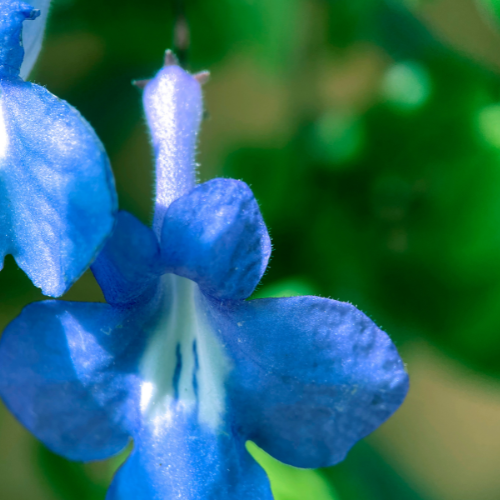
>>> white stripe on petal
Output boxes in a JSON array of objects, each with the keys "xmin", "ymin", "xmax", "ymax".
[
  {"xmin": 140, "ymin": 381, "xmax": 154, "ymax": 413},
  {"xmin": 140, "ymin": 275, "xmax": 230, "ymax": 431}
]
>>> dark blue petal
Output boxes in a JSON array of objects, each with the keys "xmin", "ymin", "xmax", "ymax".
[
  {"xmin": 161, "ymin": 179, "xmax": 271, "ymax": 300},
  {"xmin": 91, "ymin": 211, "xmax": 163, "ymax": 306},
  {"xmin": 0, "ymin": 300, "xmax": 143, "ymax": 461},
  {"xmin": 143, "ymin": 64, "xmax": 203, "ymax": 234},
  {"xmin": 0, "ymin": 78, "xmax": 117, "ymax": 297},
  {"xmin": 107, "ymin": 409, "xmax": 273, "ymax": 500},
  {"xmin": 205, "ymin": 295, "xmax": 409, "ymax": 469}
]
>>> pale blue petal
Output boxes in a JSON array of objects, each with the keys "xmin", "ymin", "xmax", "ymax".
[{"xmin": 161, "ymin": 179, "xmax": 271, "ymax": 300}]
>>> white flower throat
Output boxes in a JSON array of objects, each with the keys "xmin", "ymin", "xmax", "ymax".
[{"xmin": 140, "ymin": 275, "xmax": 229, "ymax": 432}]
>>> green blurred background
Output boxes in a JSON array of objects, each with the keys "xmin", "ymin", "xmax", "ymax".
[{"xmin": 4, "ymin": 0, "xmax": 500, "ymax": 498}]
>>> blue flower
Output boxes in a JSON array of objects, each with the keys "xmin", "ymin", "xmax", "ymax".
[
  {"xmin": 0, "ymin": 55, "xmax": 409, "ymax": 499},
  {"xmin": 0, "ymin": 1, "xmax": 117, "ymax": 297}
]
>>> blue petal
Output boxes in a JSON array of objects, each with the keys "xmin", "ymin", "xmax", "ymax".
[
  {"xmin": 0, "ymin": 300, "xmax": 142, "ymax": 461},
  {"xmin": 143, "ymin": 63, "xmax": 203, "ymax": 234},
  {"xmin": 0, "ymin": 78, "xmax": 117, "ymax": 297},
  {"xmin": 107, "ymin": 409, "xmax": 273, "ymax": 500},
  {"xmin": 91, "ymin": 211, "xmax": 163, "ymax": 306},
  {"xmin": 161, "ymin": 179, "xmax": 271, "ymax": 300},
  {"xmin": 205, "ymin": 295, "xmax": 409, "ymax": 468},
  {"xmin": 20, "ymin": 0, "xmax": 51, "ymax": 79}
]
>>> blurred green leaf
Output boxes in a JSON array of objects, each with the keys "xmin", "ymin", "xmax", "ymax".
[
  {"xmin": 478, "ymin": 0, "xmax": 500, "ymax": 24},
  {"xmin": 248, "ymin": 442, "xmax": 339, "ymax": 500},
  {"xmin": 310, "ymin": 111, "xmax": 366, "ymax": 167},
  {"xmin": 37, "ymin": 444, "xmax": 107, "ymax": 500},
  {"xmin": 325, "ymin": 441, "xmax": 431, "ymax": 500},
  {"xmin": 189, "ymin": 0, "xmax": 302, "ymax": 71},
  {"xmin": 253, "ymin": 277, "xmax": 318, "ymax": 299},
  {"xmin": 37, "ymin": 442, "xmax": 130, "ymax": 500},
  {"xmin": 225, "ymin": 49, "xmax": 500, "ymax": 377},
  {"xmin": 381, "ymin": 61, "xmax": 432, "ymax": 111}
]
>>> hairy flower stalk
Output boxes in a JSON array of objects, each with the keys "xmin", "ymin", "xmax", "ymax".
[
  {"xmin": 142, "ymin": 50, "xmax": 203, "ymax": 236},
  {"xmin": 0, "ymin": 14, "xmax": 409, "ymax": 500}
]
